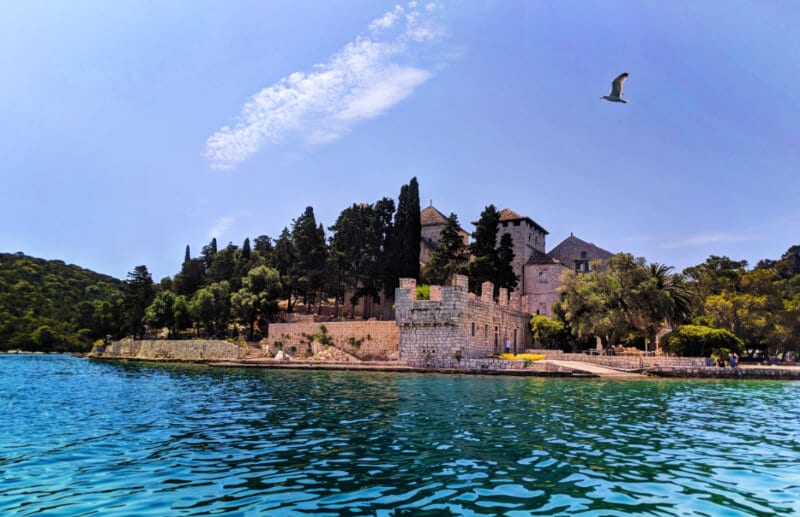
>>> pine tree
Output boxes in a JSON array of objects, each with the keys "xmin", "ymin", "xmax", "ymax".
[
  {"xmin": 253, "ymin": 235, "xmax": 274, "ymax": 266},
  {"xmin": 274, "ymin": 227, "xmax": 300, "ymax": 312},
  {"xmin": 374, "ymin": 197, "xmax": 397, "ymax": 297},
  {"xmin": 123, "ymin": 265, "xmax": 155, "ymax": 339},
  {"xmin": 423, "ymin": 213, "xmax": 468, "ymax": 285},
  {"xmin": 328, "ymin": 203, "xmax": 384, "ymax": 318},
  {"xmin": 291, "ymin": 207, "xmax": 327, "ymax": 312}
]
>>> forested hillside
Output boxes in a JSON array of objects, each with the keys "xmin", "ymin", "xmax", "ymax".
[{"xmin": 0, "ymin": 253, "xmax": 123, "ymax": 352}]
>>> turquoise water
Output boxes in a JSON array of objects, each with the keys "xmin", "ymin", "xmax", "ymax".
[{"xmin": 1, "ymin": 355, "xmax": 799, "ymax": 516}]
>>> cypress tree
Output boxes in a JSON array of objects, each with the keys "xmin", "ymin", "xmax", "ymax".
[
  {"xmin": 496, "ymin": 232, "xmax": 519, "ymax": 292},
  {"xmin": 469, "ymin": 205, "xmax": 500, "ymax": 296},
  {"xmin": 201, "ymin": 238, "xmax": 218, "ymax": 272},
  {"xmin": 184, "ymin": 245, "xmax": 191, "ymax": 264},
  {"xmin": 241, "ymin": 237, "xmax": 251, "ymax": 262},
  {"xmin": 394, "ymin": 177, "xmax": 421, "ymax": 281}
]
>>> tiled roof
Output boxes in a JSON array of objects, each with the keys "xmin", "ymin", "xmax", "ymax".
[
  {"xmin": 420, "ymin": 205, "xmax": 449, "ymax": 226},
  {"xmin": 472, "ymin": 208, "xmax": 548, "ymax": 235},
  {"xmin": 498, "ymin": 208, "xmax": 524, "ymax": 221},
  {"xmin": 526, "ymin": 248, "xmax": 561, "ymax": 265},
  {"xmin": 547, "ymin": 234, "xmax": 614, "ymax": 266}
]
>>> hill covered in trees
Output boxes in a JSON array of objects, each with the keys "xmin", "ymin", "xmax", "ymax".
[{"xmin": 0, "ymin": 253, "xmax": 123, "ymax": 352}]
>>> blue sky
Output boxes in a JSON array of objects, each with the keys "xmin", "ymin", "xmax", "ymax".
[{"xmin": 2, "ymin": 1, "xmax": 798, "ymax": 281}]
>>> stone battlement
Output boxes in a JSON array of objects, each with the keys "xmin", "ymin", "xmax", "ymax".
[{"xmin": 396, "ymin": 275, "xmax": 532, "ymax": 367}]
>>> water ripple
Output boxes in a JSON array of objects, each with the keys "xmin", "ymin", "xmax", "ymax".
[{"xmin": 2, "ymin": 355, "xmax": 799, "ymax": 515}]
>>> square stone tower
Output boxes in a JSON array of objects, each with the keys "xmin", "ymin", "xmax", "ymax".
[{"xmin": 495, "ymin": 208, "xmax": 548, "ymax": 296}]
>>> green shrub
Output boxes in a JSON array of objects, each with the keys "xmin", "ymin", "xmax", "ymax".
[
  {"xmin": 661, "ymin": 325, "xmax": 744, "ymax": 357},
  {"xmin": 312, "ymin": 324, "xmax": 332, "ymax": 346},
  {"xmin": 416, "ymin": 285, "xmax": 430, "ymax": 300}
]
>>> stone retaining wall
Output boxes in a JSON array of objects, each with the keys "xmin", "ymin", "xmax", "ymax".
[
  {"xmin": 528, "ymin": 350, "xmax": 710, "ymax": 368},
  {"xmin": 648, "ymin": 366, "xmax": 800, "ymax": 379},
  {"xmin": 94, "ymin": 339, "xmax": 241, "ymax": 361},
  {"xmin": 411, "ymin": 356, "xmax": 573, "ymax": 373},
  {"xmin": 263, "ymin": 321, "xmax": 399, "ymax": 361}
]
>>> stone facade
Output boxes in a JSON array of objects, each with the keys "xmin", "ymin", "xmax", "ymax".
[
  {"xmin": 522, "ymin": 261, "xmax": 566, "ymax": 316},
  {"xmin": 496, "ymin": 209, "xmax": 548, "ymax": 294},
  {"xmin": 263, "ymin": 321, "xmax": 399, "ymax": 361},
  {"xmin": 547, "ymin": 233, "xmax": 614, "ymax": 273},
  {"xmin": 396, "ymin": 275, "xmax": 532, "ymax": 367},
  {"xmin": 420, "ymin": 203, "xmax": 470, "ymax": 264},
  {"xmin": 94, "ymin": 339, "xmax": 241, "ymax": 361}
]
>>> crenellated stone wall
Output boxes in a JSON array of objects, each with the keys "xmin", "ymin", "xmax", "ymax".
[
  {"xmin": 262, "ymin": 321, "xmax": 399, "ymax": 361},
  {"xmin": 94, "ymin": 339, "xmax": 242, "ymax": 361},
  {"xmin": 396, "ymin": 275, "xmax": 532, "ymax": 367}
]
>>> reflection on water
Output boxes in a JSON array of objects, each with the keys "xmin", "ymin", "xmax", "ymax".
[{"xmin": 1, "ymin": 354, "xmax": 799, "ymax": 515}]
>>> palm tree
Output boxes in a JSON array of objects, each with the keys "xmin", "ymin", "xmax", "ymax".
[
  {"xmin": 648, "ymin": 263, "xmax": 695, "ymax": 351},
  {"xmin": 649, "ymin": 263, "xmax": 694, "ymax": 325}
]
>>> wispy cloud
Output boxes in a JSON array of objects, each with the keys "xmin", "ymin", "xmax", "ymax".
[
  {"xmin": 205, "ymin": 2, "xmax": 445, "ymax": 170},
  {"xmin": 657, "ymin": 232, "xmax": 759, "ymax": 249},
  {"xmin": 208, "ymin": 216, "xmax": 235, "ymax": 239}
]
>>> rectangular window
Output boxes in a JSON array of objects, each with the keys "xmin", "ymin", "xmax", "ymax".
[
  {"xmin": 513, "ymin": 220, "xmax": 520, "ymax": 226},
  {"xmin": 471, "ymin": 322, "xmax": 476, "ymax": 336},
  {"xmin": 484, "ymin": 325, "xmax": 488, "ymax": 338},
  {"xmin": 538, "ymin": 271, "xmax": 548, "ymax": 283}
]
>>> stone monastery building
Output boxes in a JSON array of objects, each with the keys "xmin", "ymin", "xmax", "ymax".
[{"xmin": 419, "ymin": 204, "xmax": 614, "ymax": 317}]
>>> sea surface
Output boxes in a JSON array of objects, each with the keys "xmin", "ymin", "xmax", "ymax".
[{"xmin": 1, "ymin": 354, "xmax": 799, "ymax": 516}]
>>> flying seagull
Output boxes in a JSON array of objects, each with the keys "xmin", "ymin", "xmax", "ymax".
[{"xmin": 602, "ymin": 72, "xmax": 629, "ymax": 103}]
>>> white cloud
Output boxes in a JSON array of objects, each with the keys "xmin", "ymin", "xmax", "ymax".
[
  {"xmin": 205, "ymin": 1, "xmax": 445, "ymax": 170},
  {"xmin": 369, "ymin": 5, "xmax": 403, "ymax": 34},
  {"xmin": 208, "ymin": 216, "xmax": 235, "ymax": 239}
]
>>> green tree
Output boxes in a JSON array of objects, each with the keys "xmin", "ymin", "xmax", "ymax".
[
  {"xmin": 143, "ymin": 290, "xmax": 178, "ymax": 337},
  {"xmin": 422, "ymin": 213, "xmax": 468, "ymax": 285},
  {"xmin": 122, "ymin": 265, "xmax": 155, "ymax": 339},
  {"xmin": 291, "ymin": 207, "xmax": 328, "ymax": 312},
  {"xmin": 189, "ymin": 281, "xmax": 230, "ymax": 337},
  {"xmin": 231, "ymin": 265, "xmax": 281, "ymax": 340},
  {"xmin": 530, "ymin": 315, "xmax": 567, "ymax": 349},
  {"xmin": 273, "ymin": 228, "xmax": 300, "ymax": 313},
  {"xmin": 32, "ymin": 325, "xmax": 63, "ymax": 352},
  {"xmin": 253, "ymin": 235, "xmax": 275, "ymax": 266},
  {"xmin": 496, "ymin": 232, "xmax": 519, "ymax": 293},
  {"xmin": 660, "ymin": 324, "xmax": 743, "ymax": 357},
  {"xmin": 201, "ymin": 237, "xmax": 218, "ymax": 272},
  {"xmin": 375, "ymin": 197, "xmax": 397, "ymax": 299},
  {"xmin": 394, "ymin": 177, "xmax": 421, "ymax": 281},
  {"xmin": 207, "ymin": 242, "xmax": 239, "ymax": 289},
  {"xmin": 328, "ymin": 203, "xmax": 385, "ymax": 318},
  {"xmin": 469, "ymin": 205, "xmax": 501, "ymax": 296}
]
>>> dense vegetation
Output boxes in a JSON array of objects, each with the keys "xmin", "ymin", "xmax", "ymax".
[
  {"xmin": 3, "ymin": 178, "xmax": 481, "ymax": 350},
  {"xmin": 535, "ymin": 247, "xmax": 800, "ymax": 357},
  {"xmin": 4, "ymin": 171, "xmax": 796, "ymax": 357},
  {"xmin": 0, "ymin": 253, "xmax": 123, "ymax": 352}
]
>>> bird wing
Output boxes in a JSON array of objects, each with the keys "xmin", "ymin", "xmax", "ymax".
[{"xmin": 610, "ymin": 72, "xmax": 629, "ymax": 97}]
